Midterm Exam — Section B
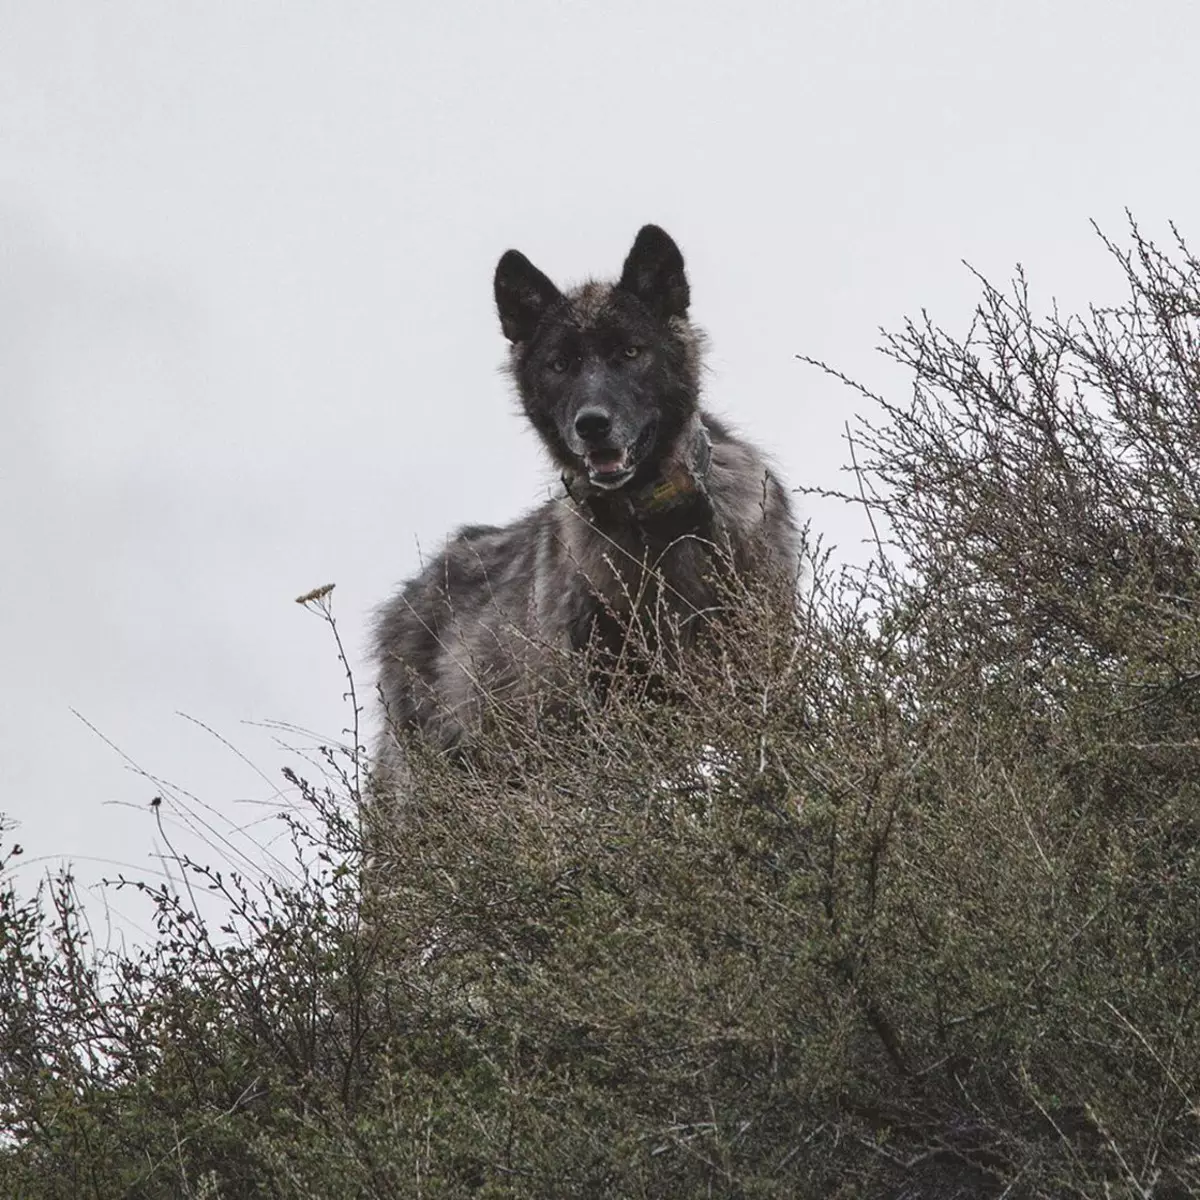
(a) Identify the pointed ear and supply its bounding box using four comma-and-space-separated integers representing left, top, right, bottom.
494, 250, 562, 343
617, 224, 689, 319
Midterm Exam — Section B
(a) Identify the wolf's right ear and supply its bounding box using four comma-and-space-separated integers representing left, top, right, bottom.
494, 250, 561, 344
618, 225, 690, 320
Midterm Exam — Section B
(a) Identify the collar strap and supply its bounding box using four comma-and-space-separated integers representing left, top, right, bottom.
563, 422, 713, 513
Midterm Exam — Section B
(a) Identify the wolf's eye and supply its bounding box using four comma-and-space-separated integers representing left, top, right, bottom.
624, 345, 641, 359
549, 355, 570, 374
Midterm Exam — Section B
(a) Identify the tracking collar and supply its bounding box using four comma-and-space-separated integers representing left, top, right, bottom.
562, 421, 714, 514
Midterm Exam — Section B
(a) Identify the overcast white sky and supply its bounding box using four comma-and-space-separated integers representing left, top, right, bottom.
3, 1, 1198, 938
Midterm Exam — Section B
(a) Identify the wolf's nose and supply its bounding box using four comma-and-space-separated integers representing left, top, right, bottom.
574, 408, 612, 442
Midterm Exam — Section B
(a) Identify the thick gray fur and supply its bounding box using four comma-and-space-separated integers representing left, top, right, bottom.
371, 226, 798, 782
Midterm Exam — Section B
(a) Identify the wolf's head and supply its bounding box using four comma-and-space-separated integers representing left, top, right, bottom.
495, 225, 705, 492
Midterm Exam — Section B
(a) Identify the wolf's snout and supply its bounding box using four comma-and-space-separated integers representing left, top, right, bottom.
574, 408, 612, 443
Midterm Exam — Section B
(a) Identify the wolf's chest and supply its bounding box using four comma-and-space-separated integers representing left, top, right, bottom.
549, 510, 725, 655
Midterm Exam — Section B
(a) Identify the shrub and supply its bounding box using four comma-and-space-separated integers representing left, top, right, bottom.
3, 217, 1198, 1198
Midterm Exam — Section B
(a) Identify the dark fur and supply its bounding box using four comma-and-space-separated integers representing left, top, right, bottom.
372, 226, 798, 777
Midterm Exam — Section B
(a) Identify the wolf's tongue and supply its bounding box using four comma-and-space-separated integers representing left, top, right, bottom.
589, 450, 627, 473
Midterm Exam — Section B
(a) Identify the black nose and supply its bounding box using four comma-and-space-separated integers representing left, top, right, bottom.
574, 408, 612, 442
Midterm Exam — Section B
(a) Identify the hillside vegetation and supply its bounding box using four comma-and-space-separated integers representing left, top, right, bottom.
3, 219, 1199, 1198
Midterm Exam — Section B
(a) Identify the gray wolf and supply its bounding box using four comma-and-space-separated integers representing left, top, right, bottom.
372, 225, 798, 776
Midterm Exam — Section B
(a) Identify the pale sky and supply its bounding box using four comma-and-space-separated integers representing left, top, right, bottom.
3, 1, 1197, 939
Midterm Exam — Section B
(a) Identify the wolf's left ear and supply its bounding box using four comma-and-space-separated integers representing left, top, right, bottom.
494, 250, 562, 343
618, 225, 690, 320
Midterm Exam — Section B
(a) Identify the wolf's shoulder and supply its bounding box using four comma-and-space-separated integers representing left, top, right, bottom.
414, 503, 559, 586
702, 410, 777, 472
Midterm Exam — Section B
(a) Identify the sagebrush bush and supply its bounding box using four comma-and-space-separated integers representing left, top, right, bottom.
3, 217, 1199, 1198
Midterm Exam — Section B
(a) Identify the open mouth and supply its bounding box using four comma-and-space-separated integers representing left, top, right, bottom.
584, 421, 658, 490
586, 447, 634, 488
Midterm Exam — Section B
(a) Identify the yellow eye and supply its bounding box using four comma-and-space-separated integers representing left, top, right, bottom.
624, 345, 640, 359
